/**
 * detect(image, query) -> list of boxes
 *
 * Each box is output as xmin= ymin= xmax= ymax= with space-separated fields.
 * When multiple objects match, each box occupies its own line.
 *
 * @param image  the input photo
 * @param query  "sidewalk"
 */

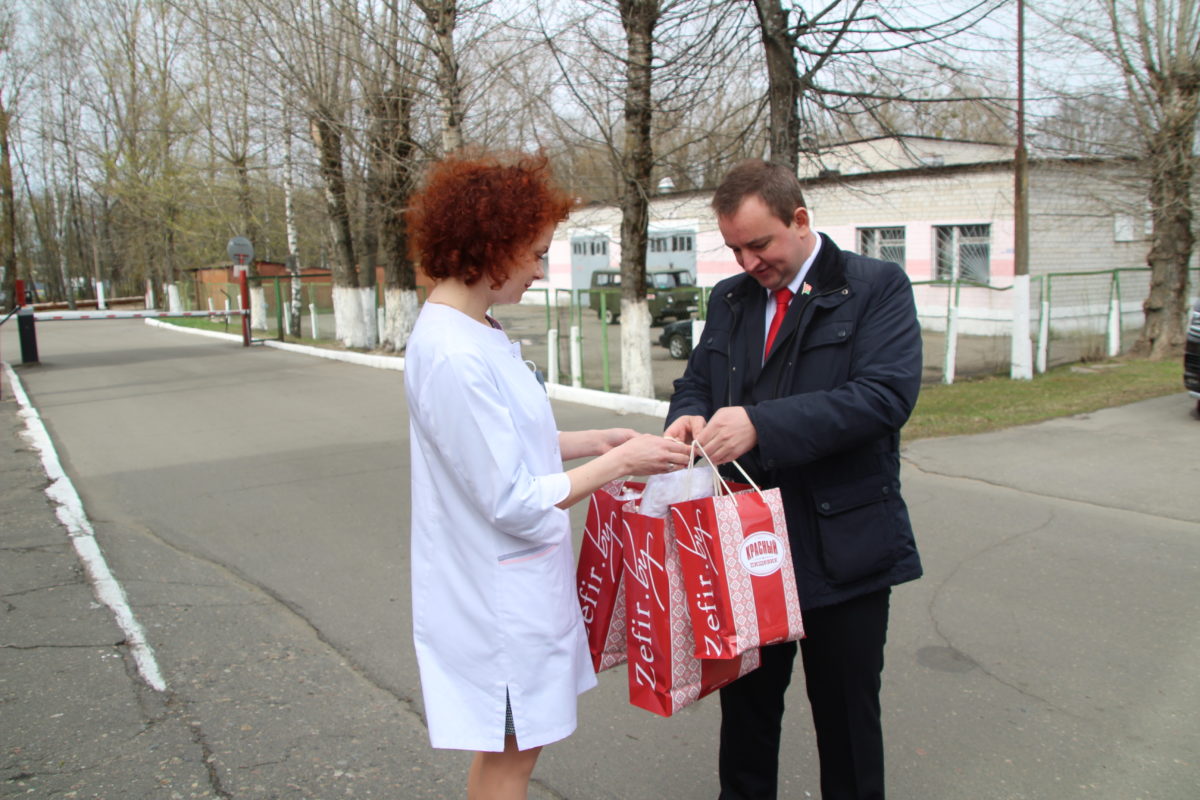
xmin=2 ymin=384 xmax=218 ymax=798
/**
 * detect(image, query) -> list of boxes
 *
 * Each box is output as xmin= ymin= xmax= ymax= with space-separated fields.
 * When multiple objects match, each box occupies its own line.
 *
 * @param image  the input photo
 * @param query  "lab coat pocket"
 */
xmin=812 ymin=476 xmax=898 ymax=584
xmin=498 ymin=543 xmax=576 ymax=641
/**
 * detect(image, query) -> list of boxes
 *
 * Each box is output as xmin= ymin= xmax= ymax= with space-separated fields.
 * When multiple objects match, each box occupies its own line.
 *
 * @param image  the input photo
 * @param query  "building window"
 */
xmin=857 ymin=227 xmax=906 ymax=265
xmin=935 ymin=224 xmax=990 ymax=282
xmin=649 ymin=237 xmax=669 ymax=253
xmin=671 ymin=234 xmax=693 ymax=252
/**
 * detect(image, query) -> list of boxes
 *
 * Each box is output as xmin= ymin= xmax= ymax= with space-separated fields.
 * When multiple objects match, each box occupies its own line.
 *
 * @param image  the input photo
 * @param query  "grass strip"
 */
xmin=904 ymin=358 xmax=1184 ymax=441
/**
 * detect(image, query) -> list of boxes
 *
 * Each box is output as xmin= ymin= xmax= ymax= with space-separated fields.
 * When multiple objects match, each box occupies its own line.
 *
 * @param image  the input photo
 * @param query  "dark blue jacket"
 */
xmin=667 ymin=234 xmax=923 ymax=610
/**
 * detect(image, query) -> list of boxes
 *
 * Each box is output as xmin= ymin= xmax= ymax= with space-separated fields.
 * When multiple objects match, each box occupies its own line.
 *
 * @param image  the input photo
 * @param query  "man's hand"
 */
xmin=695 ymin=406 xmax=757 ymax=465
xmin=663 ymin=415 xmax=706 ymax=445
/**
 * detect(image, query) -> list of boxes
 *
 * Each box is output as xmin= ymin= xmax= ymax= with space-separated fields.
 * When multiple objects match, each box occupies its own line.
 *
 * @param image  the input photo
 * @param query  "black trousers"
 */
xmin=718 ymin=588 xmax=891 ymax=800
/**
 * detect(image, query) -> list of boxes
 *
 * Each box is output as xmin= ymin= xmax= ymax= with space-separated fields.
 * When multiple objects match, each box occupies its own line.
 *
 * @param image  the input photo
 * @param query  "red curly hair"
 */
xmin=407 ymin=151 xmax=575 ymax=288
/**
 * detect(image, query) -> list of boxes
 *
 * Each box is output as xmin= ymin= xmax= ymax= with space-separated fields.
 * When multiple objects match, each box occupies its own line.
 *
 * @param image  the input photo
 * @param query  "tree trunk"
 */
xmin=310 ymin=111 xmax=374 ymax=348
xmin=372 ymin=83 xmax=420 ymax=351
xmin=754 ymin=0 xmax=801 ymax=171
xmin=618 ymin=0 xmax=658 ymax=399
xmin=1134 ymin=102 xmax=1197 ymax=359
xmin=283 ymin=120 xmax=303 ymax=337
xmin=417 ymin=0 xmax=465 ymax=153
xmin=0 ymin=95 xmax=13 ymax=311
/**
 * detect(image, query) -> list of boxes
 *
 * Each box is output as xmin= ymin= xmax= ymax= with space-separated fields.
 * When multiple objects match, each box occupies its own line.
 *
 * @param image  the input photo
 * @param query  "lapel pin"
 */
xmin=802 ymin=282 xmax=812 ymax=296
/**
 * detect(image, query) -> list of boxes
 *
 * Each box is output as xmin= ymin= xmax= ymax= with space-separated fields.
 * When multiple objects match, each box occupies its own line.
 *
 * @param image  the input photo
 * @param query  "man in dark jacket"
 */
xmin=664 ymin=160 xmax=923 ymax=800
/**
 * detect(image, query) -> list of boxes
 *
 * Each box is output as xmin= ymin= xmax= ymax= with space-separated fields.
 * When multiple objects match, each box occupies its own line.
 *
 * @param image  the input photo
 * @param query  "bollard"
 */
xmin=17 ymin=307 xmax=39 ymax=364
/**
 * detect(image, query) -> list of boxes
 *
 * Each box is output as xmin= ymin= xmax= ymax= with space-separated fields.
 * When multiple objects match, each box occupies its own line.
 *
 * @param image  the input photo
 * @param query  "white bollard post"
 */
xmin=310 ymin=303 xmax=320 ymax=339
xmin=97 ymin=281 xmax=107 ymax=310
xmin=284 ymin=300 xmax=293 ymax=334
xmin=570 ymin=325 xmax=583 ymax=388
xmin=1106 ymin=296 xmax=1121 ymax=357
xmin=943 ymin=305 xmax=958 ymax=385
xmin=1010 ymin=274 xmax=1033 ymax=380
xmin=1036 ymin=297 xmax=1050 ymax=374
xmin=547 ymin=327 xmax=559 ymax=386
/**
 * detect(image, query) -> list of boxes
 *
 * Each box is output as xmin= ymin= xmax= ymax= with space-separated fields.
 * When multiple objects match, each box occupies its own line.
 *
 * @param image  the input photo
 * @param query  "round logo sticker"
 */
xmin=738 ymin=531 xmax=784 ymax=577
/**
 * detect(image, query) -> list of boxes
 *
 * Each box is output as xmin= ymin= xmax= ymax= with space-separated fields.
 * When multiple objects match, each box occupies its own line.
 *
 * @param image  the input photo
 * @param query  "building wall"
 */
xmin=540 ymin=157 xmax=1166 ymax=336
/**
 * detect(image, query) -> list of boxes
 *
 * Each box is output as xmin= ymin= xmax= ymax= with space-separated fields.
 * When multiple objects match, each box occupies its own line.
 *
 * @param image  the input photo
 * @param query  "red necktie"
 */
xmin=764 ymin=287 xmax=794 ymax=358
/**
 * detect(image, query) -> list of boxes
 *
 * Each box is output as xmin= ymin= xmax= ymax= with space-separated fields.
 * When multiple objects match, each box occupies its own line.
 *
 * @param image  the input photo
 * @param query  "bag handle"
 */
xmin=692 ymin=440 xmax=767 ymax=503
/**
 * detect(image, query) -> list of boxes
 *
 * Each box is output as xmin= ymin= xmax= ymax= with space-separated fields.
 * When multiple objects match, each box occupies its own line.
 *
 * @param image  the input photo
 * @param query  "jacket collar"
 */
xmin=722 ymin=233 xmax=846 ymax=307
xmin=723 ymin=233 xmax=849 ymax=379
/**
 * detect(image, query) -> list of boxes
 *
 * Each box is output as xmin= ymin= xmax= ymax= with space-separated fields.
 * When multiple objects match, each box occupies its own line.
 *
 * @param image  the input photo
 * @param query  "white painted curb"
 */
xmin=2 ymin=362 xmax=167 ymax=693
xmin=146 ymin=319 xmax=669 ymax=418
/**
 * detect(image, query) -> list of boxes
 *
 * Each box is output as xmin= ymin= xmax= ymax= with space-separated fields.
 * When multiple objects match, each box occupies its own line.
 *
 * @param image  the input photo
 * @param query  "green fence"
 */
xmin=176 ymin=267 xmax=1196 ymax=393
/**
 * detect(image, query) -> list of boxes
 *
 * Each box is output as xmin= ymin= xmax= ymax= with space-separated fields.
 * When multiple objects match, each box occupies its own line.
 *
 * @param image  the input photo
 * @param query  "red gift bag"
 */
xmin=621 ymin=500 xmax=759 ymax=717
xmin=670 ymin=455 xmax=804 ymax=661
xmin=577 ymin=480 xmax=643 ymax=672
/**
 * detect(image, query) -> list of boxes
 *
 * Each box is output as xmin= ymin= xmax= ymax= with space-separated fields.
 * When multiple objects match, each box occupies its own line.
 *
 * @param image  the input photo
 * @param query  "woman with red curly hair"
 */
xmin=404 ymin=152 xmax=689 ymax=799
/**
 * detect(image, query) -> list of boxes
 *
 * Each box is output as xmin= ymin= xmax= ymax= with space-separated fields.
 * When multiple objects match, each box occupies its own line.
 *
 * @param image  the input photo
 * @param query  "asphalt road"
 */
xmin=2 ymin=319 xmax=1197 ymax=799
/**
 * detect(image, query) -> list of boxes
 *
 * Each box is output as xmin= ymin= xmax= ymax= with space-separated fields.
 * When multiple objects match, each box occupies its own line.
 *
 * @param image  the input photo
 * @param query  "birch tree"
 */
xmin=239 ymin=0 xmax=375 ymax=347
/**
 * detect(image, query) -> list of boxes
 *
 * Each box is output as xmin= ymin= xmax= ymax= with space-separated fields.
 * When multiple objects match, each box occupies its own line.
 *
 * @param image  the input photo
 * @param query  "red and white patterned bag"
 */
xmin=621 ymin=499 xmax=759 ymax=717
xmin=670 ymin=451 xmax=804 ymax=661
xmin=577 ymin=480 xmax=643 ymax=672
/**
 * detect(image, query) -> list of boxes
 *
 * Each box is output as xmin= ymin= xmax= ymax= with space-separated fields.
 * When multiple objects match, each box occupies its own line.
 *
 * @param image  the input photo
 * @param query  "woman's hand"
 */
xmin=613 ymin=433 xmax=693 ymax=476
xmin=595 ymin=427 xmax=639 ymax=453
xmin=559 ymin=428 xmax=639 ymax=461
xmin=556 ymin=434 xmax=692 ymax=510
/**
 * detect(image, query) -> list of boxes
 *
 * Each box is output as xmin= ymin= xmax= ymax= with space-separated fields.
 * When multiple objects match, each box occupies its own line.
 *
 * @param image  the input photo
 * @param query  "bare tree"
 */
xmin=189 ymin=4 xmax=274 ymax=328
xmin=1102 ymin=0 xmax=1196 ymax=358
xmin=749 ymin=0 xmax=1010 ymax=169
xmin=356 ymin=0 xmax=423 ymax=350
xmin=541 ymin=0 xmax=747 ymax=398
xmin=236 ymin=0 xmax=376 ymax=347
xmin=0 ymin=2 xmax=21 ymax=311
xmin=412 ymin=0 xmax=472 ymax=153
xmin=1033 ymin=0 xmax=1198 ymax=359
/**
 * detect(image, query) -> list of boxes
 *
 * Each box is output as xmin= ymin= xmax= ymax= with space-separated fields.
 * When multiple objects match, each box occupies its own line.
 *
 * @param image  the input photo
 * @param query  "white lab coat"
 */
xmin=405 ymin=302 xmax=596 ymax=752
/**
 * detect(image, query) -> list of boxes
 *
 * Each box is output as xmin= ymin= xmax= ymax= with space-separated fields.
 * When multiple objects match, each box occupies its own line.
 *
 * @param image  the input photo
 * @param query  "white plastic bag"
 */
xmin=638 ymin=465 xmax=715 ymax=518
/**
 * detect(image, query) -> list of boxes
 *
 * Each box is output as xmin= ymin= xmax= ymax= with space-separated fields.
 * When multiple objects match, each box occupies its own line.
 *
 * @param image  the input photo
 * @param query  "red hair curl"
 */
xmin=407 ymin=151 xmax=575 ymax=288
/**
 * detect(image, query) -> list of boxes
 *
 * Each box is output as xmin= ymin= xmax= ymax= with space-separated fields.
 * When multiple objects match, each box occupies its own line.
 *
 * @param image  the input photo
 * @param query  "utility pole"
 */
xmin=1010 ymin=0 xmax=1034 ymax=380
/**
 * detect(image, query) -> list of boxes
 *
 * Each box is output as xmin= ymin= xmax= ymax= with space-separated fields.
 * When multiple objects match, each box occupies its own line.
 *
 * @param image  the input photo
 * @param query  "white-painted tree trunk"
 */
xmin=620 ymin=298 xmax=654 ymax=398
xmin=359 ymin=287 xmax=379 ymax=348
xmin=381 ymin=288 xmax=419 ymax=351
xmin=333 ymin=285 xmax=375 ymax=348
xmin=166 ymin=283 xmax=182 ymax=313
xmin=250 ymin=286 xmax=269 ymax=331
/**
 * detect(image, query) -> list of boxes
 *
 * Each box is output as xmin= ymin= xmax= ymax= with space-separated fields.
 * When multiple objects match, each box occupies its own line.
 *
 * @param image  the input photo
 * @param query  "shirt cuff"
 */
xmin=545 ymin=472 xmax=572 ymax=507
